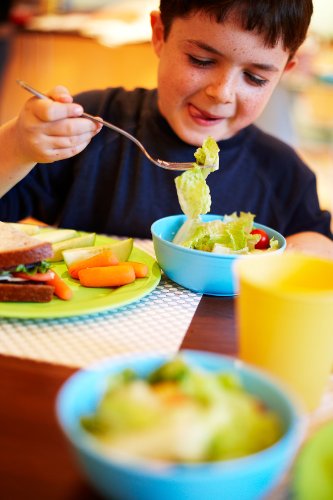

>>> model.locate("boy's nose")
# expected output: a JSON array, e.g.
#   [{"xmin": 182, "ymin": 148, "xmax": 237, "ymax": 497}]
[{"xmin": 205, "ymin": 74, "xmax": 235, "ymax": 104}]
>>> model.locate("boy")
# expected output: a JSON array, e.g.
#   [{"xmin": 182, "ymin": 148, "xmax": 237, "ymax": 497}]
[{"xmin": 0, "ymin": 0, "xmax": 332, "ymax": 256}]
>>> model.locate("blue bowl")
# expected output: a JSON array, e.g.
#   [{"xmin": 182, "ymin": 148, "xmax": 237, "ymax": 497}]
[
  {"xmin": 151, "ymin": 215, "xmax": 286, "ymax": 296},
  {"xmin": 56, "ymin": 350, "xmax": 303, "ymax": 500}
]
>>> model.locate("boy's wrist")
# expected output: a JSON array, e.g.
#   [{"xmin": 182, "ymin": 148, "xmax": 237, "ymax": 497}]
[{"xmin": 3, "ymin": 117, "xmax": 37, "ymax": 169}]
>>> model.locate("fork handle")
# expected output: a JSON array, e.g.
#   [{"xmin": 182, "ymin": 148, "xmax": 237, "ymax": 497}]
[{"xmin": 81, "ymin": 112, "xmax": 154, "ymax": 160}]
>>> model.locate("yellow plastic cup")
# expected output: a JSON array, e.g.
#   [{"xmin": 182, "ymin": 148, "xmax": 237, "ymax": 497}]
[{"xmin": 234, "ymin": 253, "xmax": 333, "ymax": 411}]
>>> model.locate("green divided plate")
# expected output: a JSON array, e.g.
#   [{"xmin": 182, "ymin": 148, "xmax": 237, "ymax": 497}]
[
  {"xmin": 0, "ymin": 235, "xmax": 161, "ymax": 319},
  {"xmin": 292, "ymin": 419, "xmax": 333, "ymax": 499}
]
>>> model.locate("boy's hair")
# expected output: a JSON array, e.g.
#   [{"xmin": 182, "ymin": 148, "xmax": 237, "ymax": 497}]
[{"xmin": 159, "ymin": 0, "xmax": 313, "ymax": 55}]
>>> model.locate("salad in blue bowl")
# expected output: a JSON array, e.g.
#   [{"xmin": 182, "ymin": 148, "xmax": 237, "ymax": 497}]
[
  {"xmin": 56, "ymin": 350, "xmax": 303, "ymax": 500},
  {"xmin": 152, "ymin": 137, "xmax": 286, "ymax": 295}
]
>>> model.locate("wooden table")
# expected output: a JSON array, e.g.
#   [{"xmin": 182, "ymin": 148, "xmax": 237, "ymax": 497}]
[{"xmin": 0, "ymin": 296, "xmax": 235, "ymax": 499}]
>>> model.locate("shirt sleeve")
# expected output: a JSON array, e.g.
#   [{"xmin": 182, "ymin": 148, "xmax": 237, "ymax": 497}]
[{"xmin": 284, "ymin": 174, "xmax": 333, "ymax": 238}]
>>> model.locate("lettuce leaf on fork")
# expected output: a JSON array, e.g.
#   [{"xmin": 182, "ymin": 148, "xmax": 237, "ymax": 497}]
[{"xmin": 173, "ymin": 137, "xmax": 219, "ymax": 245}]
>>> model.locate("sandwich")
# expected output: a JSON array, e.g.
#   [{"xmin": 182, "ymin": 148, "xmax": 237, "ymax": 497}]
[{"xmin": 0, "ymin": 222, "xmax": 55, "ymax": 302}]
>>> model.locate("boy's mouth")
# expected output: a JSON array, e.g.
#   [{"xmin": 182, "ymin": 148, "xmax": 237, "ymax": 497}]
[{"xmin": 188, "ymin": 103, "xmax": 225, "ymax": 125}]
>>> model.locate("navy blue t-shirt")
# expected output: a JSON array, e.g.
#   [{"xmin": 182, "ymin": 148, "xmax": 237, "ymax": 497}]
[{"xmin": 0, "ymin": 87, "xmax": 331, "ymax": 239}]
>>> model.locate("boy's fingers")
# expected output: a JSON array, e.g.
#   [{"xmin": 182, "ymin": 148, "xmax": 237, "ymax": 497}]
[
  {"xmin": 34, "ymin": 99, "xmax": 84, "ymax": 122},
  {"xmin": 33, "ymin": 132, "xmax": 98, "ymax": 163},
  {"xmin": 45, "ymin": 116, "xmax": 102, "ymax": 137},
  {"xmin": 47, "ymin": 85, "xmax": 73, "ymax": 103},
  {"xmin": 46, "ymin": 131, "xmax": 101, "ymax": 150}
]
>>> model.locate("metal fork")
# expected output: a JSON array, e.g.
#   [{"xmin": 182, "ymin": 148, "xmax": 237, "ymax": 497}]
[{"xmin": 17, "ymin": 80, "xmax": 211, "ymax": 171}]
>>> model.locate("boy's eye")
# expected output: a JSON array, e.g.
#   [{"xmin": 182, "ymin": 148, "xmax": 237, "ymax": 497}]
[
  {"xmin": 188, "ymin": 55, "xmax": 214, "ymax": 68},
  {"xmin": 244, "ymin": 72, "xmax": 268, "ymax": 87}
]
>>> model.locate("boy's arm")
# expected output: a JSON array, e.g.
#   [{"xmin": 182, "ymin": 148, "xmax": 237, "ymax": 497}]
[
  {"xmin": 0, "ymin": 117, "xmax": 36, "ymax": 197},
  {"xmin": 0, "ymin": 86, "xmax": 101, "ymax": 198},
  {"xmin": 286, "ymin": 232, "xmax": 333, "ymax": 260}
]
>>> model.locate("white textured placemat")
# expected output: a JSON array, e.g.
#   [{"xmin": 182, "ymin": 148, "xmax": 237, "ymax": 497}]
[{"xmin": 0, "ymin": 239, "xmax": 202, "ymax": 367}]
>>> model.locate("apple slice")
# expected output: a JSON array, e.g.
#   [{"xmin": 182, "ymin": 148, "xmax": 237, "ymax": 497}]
[
  {"xmin": 62, "ymin": 238, "xmax": 133, "ymax": 268},
  {"xmin": 7, "ymin": 222, "xmax": 41, "ymax": 235},
  {"xmin": 35, "ymin": 228, "xmax": 78, "ymax": 243},
  {"xmin": 48, "ymin": 233, "xmax": 96, "ymax": 262}
]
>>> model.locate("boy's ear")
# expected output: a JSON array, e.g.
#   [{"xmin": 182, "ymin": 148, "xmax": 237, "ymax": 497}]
[
  {"xmin": 284, "ymin": 57, "xmax": 297, "ymax": 73},
  {"xmin": 150, "ymin": 10, "xmax": 165, "ymax": 57}
]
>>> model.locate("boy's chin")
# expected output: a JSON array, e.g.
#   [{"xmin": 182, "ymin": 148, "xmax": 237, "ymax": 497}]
[
  {"xmin": 173, "ymin": 117, "xmax": 241, "ymax": 145},
  {"xmin": 176, "ymin": 128, "xmax": 230, "ymax": 146}
]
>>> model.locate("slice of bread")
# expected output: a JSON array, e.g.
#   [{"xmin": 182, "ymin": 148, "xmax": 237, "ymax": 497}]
[
  {"xmin": 0, "ymin": 282, "xmax": 55, "ymax": 302},
  {"xmin": 0, "ymin": 222, "xmax": 53, "ymax": 267}
]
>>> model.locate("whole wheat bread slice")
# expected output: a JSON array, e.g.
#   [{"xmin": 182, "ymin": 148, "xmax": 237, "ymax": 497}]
[
  {"xmin": 0, "ymin": 282, "xmax": 55, "ymax": 302},
  {"xmin": 0, "ymin": 222, "xmax": 53, "ymax": 267}
]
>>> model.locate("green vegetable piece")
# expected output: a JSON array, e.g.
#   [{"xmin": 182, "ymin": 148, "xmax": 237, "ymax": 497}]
[
  {"xmin": 175, "ymin": 165, "xmax": 211, "ymax": 220},
  {"xmin": 12, "ymin": 261, "xmax": 51, "ymax": 275},
  {"xmin": 174, "ymin": 136, "xmax": 220, "ymax": 221},
  {"xmin": 206, "ymin": 394, "xmax": 282, "ymax": 460},
  {"xmin": 148, "ymin": 357, "xmax": 190, "ymax": 384},
  {"xmin": 80, "ymin": 358, "xmax": 282, "ymax": 462},
  {"xmin": 194, "ymin": 135, "xmax": 220, "ymax": 177}
]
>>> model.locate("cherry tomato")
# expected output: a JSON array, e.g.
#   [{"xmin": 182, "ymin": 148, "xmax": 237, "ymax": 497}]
[
  {"xmin": 251, "ymin": 229, "xmax": 270, "ymax": 249},
  {"xmin": 13, "ymin": 270, "xmax": 55, "ymax": 281}
]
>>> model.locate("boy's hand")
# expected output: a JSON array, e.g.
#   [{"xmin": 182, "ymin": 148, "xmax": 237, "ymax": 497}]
[
  {"xmin": 15, "ymin": 85, "xmax": 102, "ymax": 164},
  {"xmin": 286, "ymin": 232, "xmax": 333, "ymax": 260}
]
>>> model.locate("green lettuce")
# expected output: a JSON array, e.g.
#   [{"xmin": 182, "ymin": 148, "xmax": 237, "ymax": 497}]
[
  {"xmin": 178, "ymin": 212, "xmax": 259, "ymax": 253},
  {"xmin": 174, "ymin": 136, "xmax": 219, "ymax": 219},
  {"xmin": 174, "ymin": 166, "xmax": 211, "ymax": 221},
  {"xmin": 80, "ymin": 358, "xmax": 282, "ymax": 462},
  {"xmin": 173, "ymin": 136, "xmax": 219, "ymax": 245},
  {"xmin": 173, "ymin": 138, "xmax": 279, "ymax": 254},
  {"xmin": 193, "ymin": 136, "xmax": 220, "ymax": 178},
  {"xmin": 0, "ymin": 260, "xmax": 51, "ymax": 277}
]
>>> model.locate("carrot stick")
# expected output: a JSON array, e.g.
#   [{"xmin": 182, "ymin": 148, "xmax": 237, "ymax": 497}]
[
  {"xmin": 47, "ymin": 270, "xmax": 73, "ymax": 300},
  {"xmin": 78, "ymin": 264, "xmax": 136, "ymax": 288},
  {"xmin": 68, "ymin": 250, "xmax": 119, "ymax": 279},
  {"xmin": 127, "ymin": 261, "xmax": 149, "ymax": 278}
]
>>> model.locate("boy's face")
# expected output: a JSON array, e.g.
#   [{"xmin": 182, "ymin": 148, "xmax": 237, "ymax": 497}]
[{"xmin": 151, "ymin": 10, "xmax": 295, "ymax": 146}]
